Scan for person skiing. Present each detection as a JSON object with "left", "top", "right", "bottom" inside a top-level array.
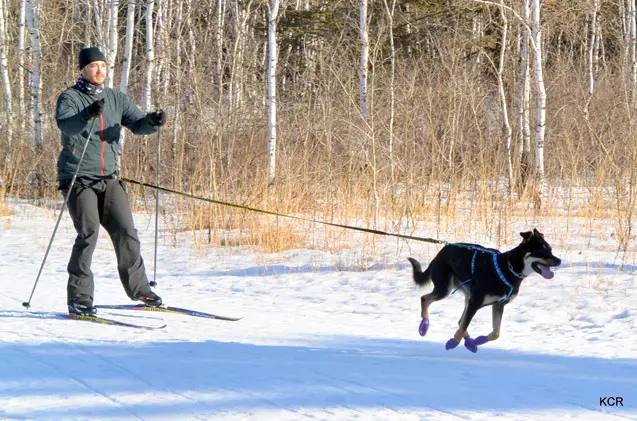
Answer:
[{"left": 55, "top": 47, "right": 165, "bottom": 316}]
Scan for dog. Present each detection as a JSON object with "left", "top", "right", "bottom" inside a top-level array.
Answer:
[{"left": 408, "top": 229, "right": 561, "bottom": 353}]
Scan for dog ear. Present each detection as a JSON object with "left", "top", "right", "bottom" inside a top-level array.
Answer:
[
  {"left": 520, "top": 231, "right": 532, "bottom": 242},
  {"left": 533, "top": 228, "right": 544, "bottom": 238}
]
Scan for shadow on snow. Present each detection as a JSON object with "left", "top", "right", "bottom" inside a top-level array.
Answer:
[{"left": 0, "top": 329, "right": 635, "bottom": 419}]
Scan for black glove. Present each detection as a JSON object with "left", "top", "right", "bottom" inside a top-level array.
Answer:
[
  {"left": 86, "top": 99, "right": 105, "bottom": 118},
  {"left": 148, "top": 110, "right": 166, "bottom": 127}
]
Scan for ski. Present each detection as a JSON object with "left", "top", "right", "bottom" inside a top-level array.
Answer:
[
  {"left": 63, "top": 313, "right": 167, "bottom": 330},
  {"left": 95, "top": 304, "right": 242, "bottom": 321}
]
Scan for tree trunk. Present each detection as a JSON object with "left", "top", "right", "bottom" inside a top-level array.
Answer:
[
  {"left": 359, "top": 0, "right": 369, "bottom": 123},
  {"left": 144, "top": 0, "right": 155, "bottom": 112},
  {"left": 496, "top": 0, "right": 513, "bottom": 194},
  {"left": 0, "top": 0, "right": 13, "bottom": 145},
  {"left": 517, "top": 0, "right": 531, "bottom": 195},
  {"left": 267, "top": 0, "right": 280, "bottom": 190},
  {"left": 120, "top": 0, "right": 135, "bottom": 95},
  {"left": 25, "top": 0, "right": 42, "bottom": 147},
  {"left": 383, "top": 0, "right": 396, "bottom": 183},
  {"left": 532, "top": 0, "right": 546, "bottom": 205},
  {"left": 584, "top": 0, "right": 600, "bottom": 143},
  {"left": 17, "top": 0, "right": 27, "bottom": 134},
  {"left": 106, "top": 0, "right": 119, "bottom": 88}
]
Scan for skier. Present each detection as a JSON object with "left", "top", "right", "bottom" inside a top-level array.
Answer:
[{"left": 55, "top": 47, "right": 164, "bottom": 316}]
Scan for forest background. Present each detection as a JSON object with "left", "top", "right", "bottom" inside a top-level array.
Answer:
[{"left": 0, "top": 0, "right": 635, "bottom": 257}]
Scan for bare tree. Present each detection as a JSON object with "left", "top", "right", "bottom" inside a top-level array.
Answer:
[
  {"left": 106, "top": 0, "right": 119, "bottom": 88},
  {"left": 382, "top": 0, "right": 396, "bottom": 183},
  {"left": 91, "top": 0, "right": 104, "bottom": 49},
  {"left": 0, "top": 0, "right": 13, "bottom": 144},
  {"left": 120, "top": 0, "right": 135, "bottom": 94},
  {"left": 517, "top": 0, "right": 532, "bottom": 193},
  {"left": 584, "top": 0, "right": 600, "bottom": 131},
  {"left": 144, "top": 0, "right": 156, "bottom": 112},
  {"left": 532, "top": 0, "right": 546, "bottom": 203},
  {"left": 496, "top": 0, "right": 513, "bottom": 193},
  {"left": 267, "top": 0, "right": 280, "bottom": 189},
  {"left": 25, "top": 0, "right": 42, "bottom": 147},
  {"left": 359, "top": 0, "right": 369, "bottom": 122},
  {"left": 17, "top": 0, "right": 27, "bottom": 134}
]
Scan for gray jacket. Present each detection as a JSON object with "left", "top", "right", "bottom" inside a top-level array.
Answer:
[{"left": 55, "top": 85, "right": 157, "bottom": 181}]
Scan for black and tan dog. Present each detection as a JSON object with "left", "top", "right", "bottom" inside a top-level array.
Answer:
[{"left": 408, "top": 229, "right": 561, "bottom": 353}]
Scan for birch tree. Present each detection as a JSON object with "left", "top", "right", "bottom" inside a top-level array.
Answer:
[
  {"left": 267, "top": 0, "right": 280, "bottom": 189},
  {"left": 628, "top": 0, "right": 637, "bottom": 106},
  {"left": 584, "top": 0, "right": 600, "bottom": 135},
  {"left": 216, "top": 0, "right": 226, "bottom": 102},
  {"left": 532, "top": 0, "right": 546, "bottom": 202},
  {"left": 382, "top": 0, "right": 396, "bottom": 182},
  {"left": 517, "top": 0, "right": 531, "bottom": 192},
  {"left": 144, "top": 0, "right": 155, "bottom": 112},
  {"left": 172, "top": 0, "right": 183, "bottom": 161},
  {"left": 0, "top": 0, "right": 13, "bottom": 144},
  {"left": 17, "top": 0, "right": 27, "bottom": 133},
  {"left": 496, "top": 0, "right": 513, "bottom": 192},
  {"left": 106, "top": 0, "right": 119, "bottom": 88},
  {"left": 91, "top": 0, "right": 104, "bottom": 49},
  {"left": 25, "top": 0, "right": 42, "bottom": 147},
  {"left": 359, "top": 0, "right": 369, "bottom": 122},
  {"left": 120, "top": 0, "right": 135, "bottom": 94}
]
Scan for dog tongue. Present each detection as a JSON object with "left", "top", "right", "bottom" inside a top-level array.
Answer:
[{"left": 537, "top": 263, "right": 554, "bottom": 279}]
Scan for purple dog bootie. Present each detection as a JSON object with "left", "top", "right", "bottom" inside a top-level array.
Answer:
[
  {"left": 445, "top": 338, "right": 460, "bottom": 350},
  {"left": 464, "top": 337, "right": 478, "bottom": 353},
  {"left": 474, "top": 335, "right": 489, "bottom": 346},
  {"left": 418, "top": 318, "right": 430, "bottom": 336}
]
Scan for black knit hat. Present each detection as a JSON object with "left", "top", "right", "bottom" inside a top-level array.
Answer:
[{"left": 78, "top": 47, "right": 106, "bottom": 69}]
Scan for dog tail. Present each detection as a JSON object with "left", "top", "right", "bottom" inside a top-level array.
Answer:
[{"left": 407, "top": 257, "right": 431, "bottom": 287}]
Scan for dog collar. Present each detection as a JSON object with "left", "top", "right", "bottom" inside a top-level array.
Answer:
[{"left": 507, "top": 260, "right": 526, "bottom": 279}]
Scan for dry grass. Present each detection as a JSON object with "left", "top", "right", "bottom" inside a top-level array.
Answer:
[{"left": 0, "top": 188, "right": 13, "bottom": 217}]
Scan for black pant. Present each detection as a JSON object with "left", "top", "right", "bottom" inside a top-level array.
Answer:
[{"left": 62, "top": 178, "right": 152, "bottom": 305}]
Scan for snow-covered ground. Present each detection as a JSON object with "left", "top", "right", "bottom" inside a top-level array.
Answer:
[{"left": 0, "top": 199, "right": 635, "bottom": 420}]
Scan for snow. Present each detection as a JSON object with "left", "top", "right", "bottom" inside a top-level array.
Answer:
[{"left": 0, "top": 199, "right": 636, "bottom": 420}]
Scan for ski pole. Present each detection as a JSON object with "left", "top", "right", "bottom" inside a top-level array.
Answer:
[
  {"left": 22, "top": 117, "right": 98, "bottom": 309},
  {"left": 150, "top": 126, "right": 161, "bottom": 287}
]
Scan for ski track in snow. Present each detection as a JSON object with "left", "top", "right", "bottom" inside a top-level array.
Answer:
[{"left": 0, "top": 201, "right": 636, "bottom": 420}]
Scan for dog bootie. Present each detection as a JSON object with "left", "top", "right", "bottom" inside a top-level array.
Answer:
[
  {"left": 464, "top": 337, "right": 478, "bottom": 353},
  {"left": 445, "top": 338, "right": 459, "bottom": 350},
  {"left": 418, "top": 318, "right": 430, "bottom": 336},
  {"left": 474, "top": 335, "right": 489, "bottom": 346}
]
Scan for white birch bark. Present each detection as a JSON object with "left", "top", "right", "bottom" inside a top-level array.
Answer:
[
  {"left": 229, "top": 0, "right": 251, "bottom": 110},
  {"left": 629, "top": 0, "right": 637, "bottom": 106},
  {"left": 120, "top": 0, "right": 135, "bottom": 94},
  {"left": 0, "top": 0, "right": 13, "bottom": 144},
  {"left": 144, "top": 0, "right": 156, "bottom": 112},
  {"left": 85, "top": 3, "right": 91, "bottom": 46},
  {"left": 106, "top": 0, "right": 119, "bottom": 88},
  {"left": 359, "top": 0, "right": 369, "bottom": 122},
  {"left": 154, "top": 0, "right": 167, "bottom": 103},
  {"left": 584, "top": 0, "right": 599, "bottom": 125},
  {"left": 25, "top": 0, "right": 42, "bottom": 147},
  {"left": 91, "top": 0, "right": 104, "bottom": 49},
  {"left": 267, "top": 0, "right": 280, "bottom": 189},
  {"left": 117, "top": 0, "right": 135, "bottom": 171},
  {"left": 216, "top": 0, "right": 226, "bottom": 101},
  {"left": 532, "top": 0, "right": 546, "bottom": 198},
  {"left": 171, "top": 0, "right": 184, "bottom": 164},
  {"left": 17, "top": 0, "right": 26, "bottom": 133},
  {"left": 497, "top": 0, "right": 513, "bottom": 192},
  {"left": 383, "top": 0, "right": 396, "bottom": 182},
  {"left": 518, "top": 0, "right": 531, "bottom": 171}
]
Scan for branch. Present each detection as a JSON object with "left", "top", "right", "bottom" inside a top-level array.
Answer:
[{"left": 472, "top": 0, "right": 540, "bottom": 55}]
